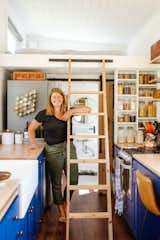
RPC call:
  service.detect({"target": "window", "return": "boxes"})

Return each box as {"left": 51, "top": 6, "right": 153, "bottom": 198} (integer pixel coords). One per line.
{"left": 7, "top": 17, "right": 23, "bottom": 54}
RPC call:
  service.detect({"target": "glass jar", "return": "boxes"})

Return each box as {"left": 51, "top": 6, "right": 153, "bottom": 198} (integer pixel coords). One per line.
{"left": 130, "top": 114, "right": 136, "bottom": 122}
{"left": 118, "top": 114, "right": 124, "bottom": 122}
{"left": 139, "top": 102, "right": 147, "bottom": 117}
{"left": 148, "top": 102, "right": 156, "bottom": 117}
{"left": 118, "top": 127, "right": 126, "bottom": 143}
{"left": 136, "top": 130, "right": 144, "bottom": 144}
{"left": 130, "top": 100, "right": 136, "bottom": 110}
{"left": 118, "top": 100, "right": 123, "bottom": 110}
{"left": 124, "top": 114, "right": 130, "bottom": 122}
{"left": 139, "top": 74, "right": 143, "bottom": 84}
{"left": 130, "top": 84, "right": 136, "bottom": 95}
{"left": 123, "top": 84, "right": 130, "bottom": 95}
{"left": 118, "top": 83, "right": 123, "bottom": 94}
{"left": 127, "top": 127, "right": 135, "bottom": 143}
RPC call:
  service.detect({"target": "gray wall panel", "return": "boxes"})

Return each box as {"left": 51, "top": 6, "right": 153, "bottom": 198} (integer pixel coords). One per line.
{"left": 7, "top": 80, "right": 48, "bottom": 131}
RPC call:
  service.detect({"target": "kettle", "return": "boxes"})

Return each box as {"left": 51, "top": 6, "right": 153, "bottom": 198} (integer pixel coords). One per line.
{"left": 0, "top": 129, "right": 14, "bottom": 144}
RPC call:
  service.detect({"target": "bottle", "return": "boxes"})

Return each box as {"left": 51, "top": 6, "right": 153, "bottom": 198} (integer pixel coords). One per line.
{"left": 23, "top": 121, "right": 29, "bottom": 141}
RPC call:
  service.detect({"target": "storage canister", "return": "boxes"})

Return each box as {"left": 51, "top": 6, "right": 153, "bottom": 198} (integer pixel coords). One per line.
{"left": 118, "top": 127, "right": 126, "bottom": 144}
{"left": 127, "top": 127, "right": 135, "bottom": 143}
{"left": 0, "top": 129, "right": 14, "bottom": 144}
{"left": 15, "top": 131, "right": 23, "bottom": 144}
{"left": 136, "top": 130, "right": 144, "bottom": 144}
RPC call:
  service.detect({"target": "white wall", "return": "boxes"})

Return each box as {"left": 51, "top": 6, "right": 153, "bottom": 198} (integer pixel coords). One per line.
{"left": 7, "top": 1, "right": 26, "bottom": 49}
{"left": 128, "top": 10, "right": 160, "bottom": 57}
{"left": 0, "top": 0, "right": 26, "bottom": 130}
{"left": 26, "top": 34, "right": 127, "bottom": 55}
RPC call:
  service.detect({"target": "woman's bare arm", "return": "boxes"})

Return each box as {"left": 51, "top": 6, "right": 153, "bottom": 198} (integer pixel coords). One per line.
{"left": 28, "top": 119, "right": 42, "bottom": 149}
{"left": 61, "top": 106, "right": 91, "bottom": 121}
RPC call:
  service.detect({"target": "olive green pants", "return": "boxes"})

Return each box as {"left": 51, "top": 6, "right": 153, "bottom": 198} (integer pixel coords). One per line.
{"left": 45, "top": 141, "right": 78, "bottom": 205}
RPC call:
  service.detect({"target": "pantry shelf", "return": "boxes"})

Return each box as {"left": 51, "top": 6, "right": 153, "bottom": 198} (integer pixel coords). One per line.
{"left": 118, "top": 79, "right": 137, "bottom": 82}
{"left": 117, "top": 122, "right": 137, "bottom": 125}
{"left": 138, "top": 117, "right": 157, "bottom": 121}
{"left": 118, "top": 94, "right": 137, "bottom": 98}
{"left": 139, "top": 84, "right": 157, "bottom": 88}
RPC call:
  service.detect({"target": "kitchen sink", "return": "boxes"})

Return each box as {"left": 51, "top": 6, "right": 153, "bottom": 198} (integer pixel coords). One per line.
{"left": 0, "top": 160, "right": 38, "bottom": 218}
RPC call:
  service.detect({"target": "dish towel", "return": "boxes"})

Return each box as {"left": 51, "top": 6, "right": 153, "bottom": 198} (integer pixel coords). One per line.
{"left": 114, "top": 156, "right": 124, "bottom": 216}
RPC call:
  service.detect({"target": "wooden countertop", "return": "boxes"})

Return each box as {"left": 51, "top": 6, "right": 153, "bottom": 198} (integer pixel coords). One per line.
{"left": 0, "top": 179, "right": 19, "bottom": 221}
{"left": 0, "top": 144, "right": 45, "bottom": 160}
{"left": 115, "top": 143, "right": 144, "bottom": 149}
{"left": 133, "top": 154, "right": 160, "bottom": 177}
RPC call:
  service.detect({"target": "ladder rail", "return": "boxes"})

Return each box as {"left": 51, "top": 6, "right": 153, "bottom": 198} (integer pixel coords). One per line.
{"left": 66, "top": 58, "right": 72, "bottom": 240}
{"left": 102, "top": 59, "right": 113, "bottom": 240}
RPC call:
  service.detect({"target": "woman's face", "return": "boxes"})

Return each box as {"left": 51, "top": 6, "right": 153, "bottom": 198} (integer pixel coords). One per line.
{"left": 51, "top": 92, "right": 63, "bottom": 108}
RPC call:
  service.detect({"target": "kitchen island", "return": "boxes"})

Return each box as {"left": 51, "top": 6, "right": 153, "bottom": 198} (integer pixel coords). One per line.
{"left": 0, "top": 143, "right": 45, "bottom": 240}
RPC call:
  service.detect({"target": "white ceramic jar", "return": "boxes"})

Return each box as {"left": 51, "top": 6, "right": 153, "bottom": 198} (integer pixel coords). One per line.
{"left": 0, "top": 130, "right": 14, "bottom": 144}
{"left": 15, "top": 131, "right": 23, "bottom": 144}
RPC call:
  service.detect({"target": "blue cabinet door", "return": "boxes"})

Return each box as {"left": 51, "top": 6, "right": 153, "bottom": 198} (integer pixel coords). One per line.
{"left": 6, "top": 196, "right": 20, "bottom": 240}
{"left": 0, "top": 214, "right": 6, "bottom": 240}
{"left": 133, "top": 159, "right": 160, "bottom": 240}
{"left": 38, "top": 151, "right": 45, "bottom": 214}
{"left": 27, "top": 195, "right": 37, "bottom": 240}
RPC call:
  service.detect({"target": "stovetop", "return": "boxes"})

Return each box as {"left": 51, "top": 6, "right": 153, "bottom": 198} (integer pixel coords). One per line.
{"left": 124, "top": 147, "right": 160, "bottom": 155}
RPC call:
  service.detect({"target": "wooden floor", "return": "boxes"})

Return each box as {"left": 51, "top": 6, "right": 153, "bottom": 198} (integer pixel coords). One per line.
{"left": 37, "top": 190, "right": 134, "bottom": 240}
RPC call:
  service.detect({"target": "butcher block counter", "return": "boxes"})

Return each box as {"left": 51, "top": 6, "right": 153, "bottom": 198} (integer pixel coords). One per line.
{"left": 133, "top": 154, "right": 160, "bottom": 177}
{"left": 0, "top": 179, "right": 19, "bottom": 220}
{"left": 0, "top": 143, "right": 45, "bottom": 160}
{"left": 0, "top": 143, "right": 45, "bottom": 221}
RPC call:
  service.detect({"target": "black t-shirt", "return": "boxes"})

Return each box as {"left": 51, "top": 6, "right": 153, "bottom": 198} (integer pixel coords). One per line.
{"left": 35, "top": 109, "right": 67, "bottom": 145}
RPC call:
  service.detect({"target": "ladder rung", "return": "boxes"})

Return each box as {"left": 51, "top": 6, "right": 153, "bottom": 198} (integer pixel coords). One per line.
{"left": 72, "top": 112, "right": 104, "bottom": 116}
{"left": 70, "top": 91, "right": 104, "bottom": 94}
{"left": 69, "top": 212, "right": 109, "bottom": 219}
{"left": 69, "top": 135, "right": 105, "bottom": 139}
{"left": 69, "top": 184, "right": 108, "bottom": 190}
{"left": 70, "top": 159, "right": 107, "bottom": 164}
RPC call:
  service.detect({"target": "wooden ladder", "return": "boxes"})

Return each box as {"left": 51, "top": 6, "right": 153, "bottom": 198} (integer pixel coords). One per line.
{"left": 66, "top": 58, "right": 113, "bottom": 240}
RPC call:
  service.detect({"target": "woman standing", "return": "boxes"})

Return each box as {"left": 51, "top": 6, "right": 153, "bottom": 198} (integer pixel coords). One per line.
{"left": 28, "top": 88, "right": 91, "bottom": 222}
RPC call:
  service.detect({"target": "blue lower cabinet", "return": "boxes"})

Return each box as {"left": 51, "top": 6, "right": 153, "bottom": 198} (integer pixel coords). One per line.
{"left": 38, "top": 152, "right": 45, "bottom": 213}
{"left": 1, "top": 150, "right": 45, "bottom": 239}
{"left": 133, "top": 159, "right": 160, "bottom": 240}
{"left": 0, "top": 214, "right": 6, "bottom": 240}
{"left": 27, "top": 195, "right": 37, "bottom": 240}
{"left": 6, "top": 196, "right": 20, "bottom": 240}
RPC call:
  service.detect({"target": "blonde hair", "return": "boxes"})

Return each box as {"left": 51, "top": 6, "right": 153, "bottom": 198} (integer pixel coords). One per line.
{"left": 46, "top": 88, "right": 67, "bottom": 116}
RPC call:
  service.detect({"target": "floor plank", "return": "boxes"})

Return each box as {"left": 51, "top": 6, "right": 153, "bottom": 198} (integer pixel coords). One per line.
{"left": 37, "top": 190, "right": 134, "bottom": 240}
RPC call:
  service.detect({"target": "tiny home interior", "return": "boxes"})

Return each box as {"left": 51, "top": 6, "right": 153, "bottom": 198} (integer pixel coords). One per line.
{"left": 1, "top": 1, "right": 160, "bottom": 240}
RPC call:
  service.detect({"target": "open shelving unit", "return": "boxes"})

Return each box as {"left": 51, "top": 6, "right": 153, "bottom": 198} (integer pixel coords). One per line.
{"left": 114, "top": 69, "right": 160, "bottom": 144}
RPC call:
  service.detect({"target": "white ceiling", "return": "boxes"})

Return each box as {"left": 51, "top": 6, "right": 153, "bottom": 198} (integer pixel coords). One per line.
{"left": 8, "top": 0, "right": 160, "bottom": 47}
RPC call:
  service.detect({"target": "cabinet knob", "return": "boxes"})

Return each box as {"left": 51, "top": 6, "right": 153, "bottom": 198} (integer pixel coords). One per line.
{"left": 18, "top": 231, "right": 23, "bottom": 237}
{"left": 13, "top": 215, "right": 19, "bottom": 221}
{"left": 29, "top": 206, "right": 34, "bottom": 213}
